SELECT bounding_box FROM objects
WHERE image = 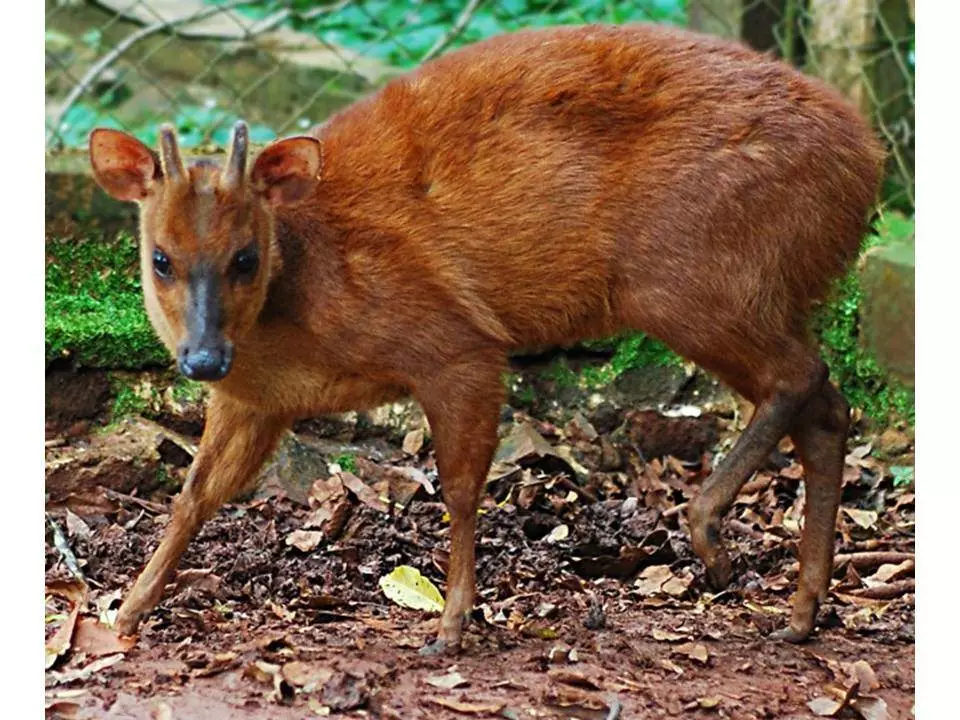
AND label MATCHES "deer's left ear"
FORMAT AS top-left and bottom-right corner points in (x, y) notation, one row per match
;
(250, 136), (323, 206)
